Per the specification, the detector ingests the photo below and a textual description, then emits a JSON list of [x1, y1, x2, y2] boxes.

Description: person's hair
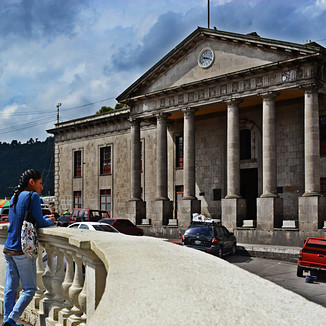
[[13, 169, 42, 206]]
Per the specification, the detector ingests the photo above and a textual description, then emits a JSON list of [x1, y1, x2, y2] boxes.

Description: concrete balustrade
[[0, 225, 106, 326], [1, 224, 326, 325]]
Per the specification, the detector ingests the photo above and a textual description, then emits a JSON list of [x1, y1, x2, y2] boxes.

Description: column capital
[[261, 91, 279, 101], [181, 107, 198, 115], [153, 111, 170, 121], [301, 83, 319, 94], [129, 117, 141, 126], [225, 98, 243, 107]]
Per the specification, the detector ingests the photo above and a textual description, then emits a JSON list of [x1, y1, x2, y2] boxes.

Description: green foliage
[[0, 137, 54, 197], [95, 102, 129, 115]]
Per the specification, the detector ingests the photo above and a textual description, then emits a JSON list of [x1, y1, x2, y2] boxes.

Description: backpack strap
[[24, 191, 35, 224]]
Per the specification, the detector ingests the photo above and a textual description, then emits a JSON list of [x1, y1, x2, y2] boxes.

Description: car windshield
[[185, 226, 213, 237], [93, 225, 118, 232]]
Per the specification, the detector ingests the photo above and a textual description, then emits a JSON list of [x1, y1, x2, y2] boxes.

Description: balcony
[[0, 224, 325, 325]]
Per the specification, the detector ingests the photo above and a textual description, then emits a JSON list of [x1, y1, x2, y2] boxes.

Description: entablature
[[128, 56, 326, 119]]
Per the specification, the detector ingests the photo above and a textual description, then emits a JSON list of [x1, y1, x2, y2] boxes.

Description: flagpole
[[208, 0, 210, 29]]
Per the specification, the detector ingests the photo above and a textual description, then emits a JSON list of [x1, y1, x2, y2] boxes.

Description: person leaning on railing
[[2, 169, 55, 326]]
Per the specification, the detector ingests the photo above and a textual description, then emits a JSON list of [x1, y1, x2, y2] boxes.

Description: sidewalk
[[236, 243, 300, 263], [167, 239, 301, 263]]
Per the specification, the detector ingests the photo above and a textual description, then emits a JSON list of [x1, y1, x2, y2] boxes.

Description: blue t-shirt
[[5, 191, 53, 251]]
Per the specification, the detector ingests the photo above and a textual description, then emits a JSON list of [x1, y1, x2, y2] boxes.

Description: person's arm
[[30, 193, 54, 227]]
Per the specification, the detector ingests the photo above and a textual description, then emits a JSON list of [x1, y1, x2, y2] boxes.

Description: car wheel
[[218, 246, 223, 258], [232, 243, 236, 255], [297, 265, 304, 277]]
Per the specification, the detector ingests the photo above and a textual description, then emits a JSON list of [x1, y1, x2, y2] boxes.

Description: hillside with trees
[[0, 137, 54, 198]]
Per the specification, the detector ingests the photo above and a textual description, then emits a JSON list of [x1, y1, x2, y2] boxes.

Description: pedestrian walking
[[2, 169, 55, 326]]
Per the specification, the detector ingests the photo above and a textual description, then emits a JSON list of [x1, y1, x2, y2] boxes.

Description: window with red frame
[[74, 191, 82, 208], [74, 151, 82, 177], [100, 189, 111, 214], [176, 136, 183, 168], [100, 147, 111, 175], [175, 185, 184, 219], [320, 116, 326, 155]]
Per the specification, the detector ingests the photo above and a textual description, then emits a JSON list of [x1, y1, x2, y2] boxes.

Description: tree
[[95, 103, 129, 115], [96, 106, 114, 115]]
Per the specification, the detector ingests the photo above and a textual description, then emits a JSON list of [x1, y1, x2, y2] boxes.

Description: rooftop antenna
[[208, 0, 210, 29], [56, 103, 62, 124]]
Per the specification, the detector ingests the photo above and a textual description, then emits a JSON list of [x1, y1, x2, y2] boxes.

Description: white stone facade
[[48, 28, 326, 246]]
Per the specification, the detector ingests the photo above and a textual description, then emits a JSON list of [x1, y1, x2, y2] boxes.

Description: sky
[[0, 0, 325, 143]]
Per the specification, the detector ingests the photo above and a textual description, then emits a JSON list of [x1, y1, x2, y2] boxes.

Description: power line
[[0, 96, 117, 117], [0, 115, 56, 135], [0, 95, 117, 135]]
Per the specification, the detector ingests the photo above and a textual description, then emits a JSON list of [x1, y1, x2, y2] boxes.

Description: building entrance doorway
[[240, 168, 258, 219]]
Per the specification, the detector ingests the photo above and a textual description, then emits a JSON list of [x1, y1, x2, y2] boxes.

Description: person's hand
[[47, 214, 56, 225]]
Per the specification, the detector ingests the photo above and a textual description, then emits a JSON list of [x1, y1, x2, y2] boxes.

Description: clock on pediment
[[198, 47, 214, 68]]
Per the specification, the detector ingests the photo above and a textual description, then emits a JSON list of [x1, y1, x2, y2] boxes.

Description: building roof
[[117, 27, 325, 103]]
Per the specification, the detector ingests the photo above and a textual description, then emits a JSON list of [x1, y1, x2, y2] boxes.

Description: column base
[[257, 197, 283, 230], [178, 199, 201, 230], [221, 198, 246, 230], [126, 200, 146, 225], [302, 191, 321, 197], [152, 200, 173, 226], [299, 196, 326, 231]]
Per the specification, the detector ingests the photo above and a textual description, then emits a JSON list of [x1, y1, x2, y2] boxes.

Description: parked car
[[68, 222, 119, 233], [99, 218, 144, 236], [0, 206, 51, 223], [55, 214, 70, 227], [0, 207, 9, 223], [297, 237, 326, 277], [181, 219, 236, 257], [69, 208, 110, 224]]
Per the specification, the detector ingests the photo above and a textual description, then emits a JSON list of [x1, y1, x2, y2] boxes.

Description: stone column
[[225, 100, 241, 199], [222, 100, 246, 231], [127, 117, 146, 225], [152, 113, 173, 226], [261, 93, 278, 197], [178, 108, 201, 230], [299, 85, 325, 232], [183, 108, 197, 199], [130, 118, 142, 200], [303, 86, 320, 196], [257, 93, 283, 230], [156, 113, 169, 200]]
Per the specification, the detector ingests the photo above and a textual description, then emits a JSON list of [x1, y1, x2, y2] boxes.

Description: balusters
[[31, 245, 46, 309], [58, 250, 74, 326], [66, 254, 85, 326], [39, 244, 56, 316], [47, 249, 66, 323]]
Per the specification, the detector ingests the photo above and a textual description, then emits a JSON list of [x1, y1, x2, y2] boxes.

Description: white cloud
[[0, 0, 325, 143]]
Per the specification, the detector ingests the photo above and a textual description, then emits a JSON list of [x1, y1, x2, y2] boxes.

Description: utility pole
[[56, 103, 62, 124], [208, 0, 210, 29]]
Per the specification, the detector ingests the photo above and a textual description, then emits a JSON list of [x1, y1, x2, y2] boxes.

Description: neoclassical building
[[48, 27, 326, 246]]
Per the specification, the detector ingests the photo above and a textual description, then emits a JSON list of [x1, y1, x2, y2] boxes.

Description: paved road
[[225, 255, 326, 308]]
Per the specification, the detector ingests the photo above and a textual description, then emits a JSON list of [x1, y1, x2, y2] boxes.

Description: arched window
[[240, 129, 251, 160]]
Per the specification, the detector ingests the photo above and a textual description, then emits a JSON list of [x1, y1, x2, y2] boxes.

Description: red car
[[297, 237, 326, 277], [99, 218, 144, 236], [69, 208, 110, 224]]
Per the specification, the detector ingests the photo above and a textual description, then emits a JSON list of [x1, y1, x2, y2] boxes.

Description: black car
[[181, 222, 236, 257]]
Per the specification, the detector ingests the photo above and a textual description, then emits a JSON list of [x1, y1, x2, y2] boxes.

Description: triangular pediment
[[117, 28, 322, 101]]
